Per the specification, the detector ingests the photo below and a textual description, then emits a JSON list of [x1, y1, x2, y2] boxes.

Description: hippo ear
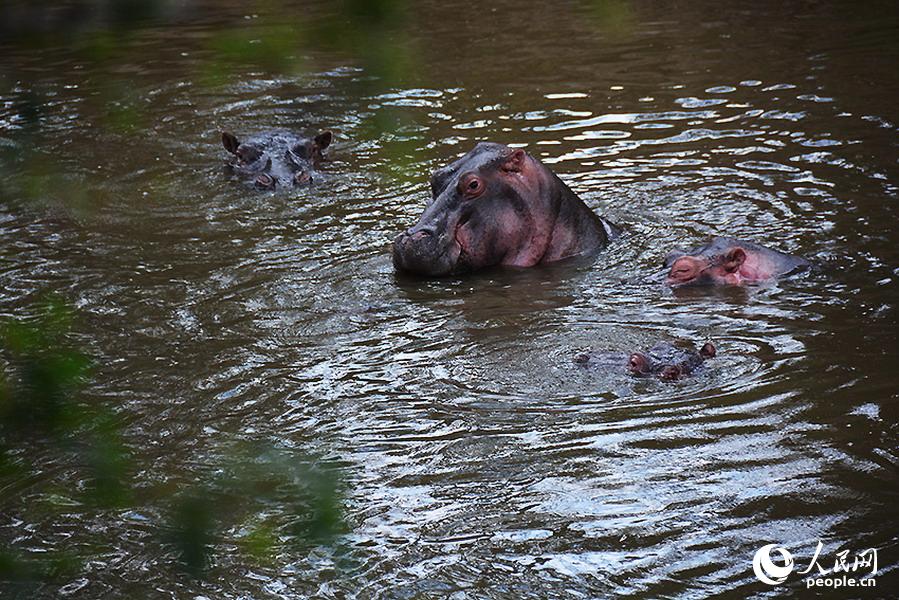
[[314, 130, 333, 150], [222, 131, 240, 155], [723, 247, 746, 273], [700, 342, 716, 358], [502, 149, 526, 172], [628, 352, 651, 375], [663, 249, 687, 268]]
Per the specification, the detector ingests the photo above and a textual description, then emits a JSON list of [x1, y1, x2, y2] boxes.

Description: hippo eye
[[459, 174, 485, 199]]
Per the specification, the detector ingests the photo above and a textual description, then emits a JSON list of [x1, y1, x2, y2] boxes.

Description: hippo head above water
[[575, 341, 716, 382], [392, 142, 619, 276], [221, 129, 332, 190], [665, 237, 809, 287], [627, 341, 716, 381]]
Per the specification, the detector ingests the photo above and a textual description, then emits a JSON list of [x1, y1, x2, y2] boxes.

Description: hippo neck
[[539, 173, 612, 263]]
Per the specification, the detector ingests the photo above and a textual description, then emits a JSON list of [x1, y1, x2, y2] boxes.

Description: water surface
[[1, 1, 897, 597]]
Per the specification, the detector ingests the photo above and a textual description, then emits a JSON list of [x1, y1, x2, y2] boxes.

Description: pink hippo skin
[[392, 143, 619, 276], [665, 237, 809, 287]]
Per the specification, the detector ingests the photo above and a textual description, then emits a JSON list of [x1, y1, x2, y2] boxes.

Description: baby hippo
[[665, 237, 808, 287], [575, 341, 716, 381]]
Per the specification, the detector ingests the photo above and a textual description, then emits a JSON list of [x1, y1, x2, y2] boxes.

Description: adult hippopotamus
[[220, 129, 332, 190], [665, 237, 809, 287], [575, 341, 716, 381], [392, 142, 619, 276]]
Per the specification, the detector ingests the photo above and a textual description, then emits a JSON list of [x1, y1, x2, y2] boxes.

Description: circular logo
[[753, 544, 794, 585]]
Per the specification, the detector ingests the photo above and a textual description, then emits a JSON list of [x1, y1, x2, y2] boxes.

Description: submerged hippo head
[[221, 129, 332, 190], [392, 142, 617, 276], [574, 340, 716, 381], [627, 341, 716, 381], [665, 237, 809, 287]]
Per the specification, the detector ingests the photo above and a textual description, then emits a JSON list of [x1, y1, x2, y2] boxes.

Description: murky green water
[[1, 1, 898, 597]]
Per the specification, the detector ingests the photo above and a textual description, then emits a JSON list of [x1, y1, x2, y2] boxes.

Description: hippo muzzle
[[392, 227, 461, 276]]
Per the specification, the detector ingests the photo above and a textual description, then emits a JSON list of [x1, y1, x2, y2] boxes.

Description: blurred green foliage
[[0, 299, 124, 591], [1, 299, 92, 436], [0, 548, 81, 585], [583, 0, 635, 36], [0, 300, 347, 589], [202, 22, 307, 86], [310, 0, 414, 84], [164, 442, 345, 575]]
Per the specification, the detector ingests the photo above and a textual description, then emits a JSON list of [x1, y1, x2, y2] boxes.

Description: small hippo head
[[221, 130, 332, 190], [393, 142, 610, 276], [664, 237, 807, 287], [665, 245, 749, 287], [628, 342, 716, 381]]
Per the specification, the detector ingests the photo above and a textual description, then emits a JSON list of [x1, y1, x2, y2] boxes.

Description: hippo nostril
[[294, 171, 312, 185], [255, 173, 276, 189], [659, 365, 682, 381], [406, 228, 434, 241]]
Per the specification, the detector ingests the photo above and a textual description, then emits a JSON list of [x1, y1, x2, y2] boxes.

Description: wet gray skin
[[664, 236, 809, 286], [221, 129, 332, 190], [393, 142, 620, 276], [575, 341, 717, 381]]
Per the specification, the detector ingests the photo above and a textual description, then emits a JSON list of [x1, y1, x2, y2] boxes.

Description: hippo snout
[[392, 231, 429, 272], [392, 229, 460, 277]]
